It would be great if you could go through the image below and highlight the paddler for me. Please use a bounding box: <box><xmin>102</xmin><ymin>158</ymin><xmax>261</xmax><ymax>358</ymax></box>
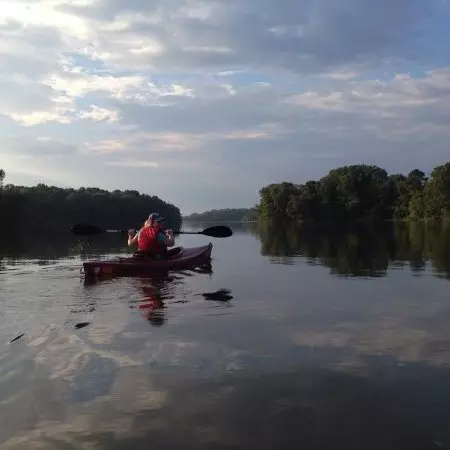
<box><xmin>127</xmin><ymin>213</ymin><xmax>175</xmax><ymax>258</ymax></box>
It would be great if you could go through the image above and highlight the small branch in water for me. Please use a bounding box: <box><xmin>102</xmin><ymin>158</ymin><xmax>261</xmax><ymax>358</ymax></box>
<box><xmin>8</xmin><ymin>333</ymin><xmax>25</xmax><ymax>343</ymax></box>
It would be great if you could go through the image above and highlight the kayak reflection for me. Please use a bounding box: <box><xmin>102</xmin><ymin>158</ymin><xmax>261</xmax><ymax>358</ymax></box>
<box><xmin>131</xmin><ymin>264</ymin><xmax>217</xmax><ymax>327</ymax></box>
<box><xmin>132</xmin><ymin>273</ymin><xmax>236</xmax><ymax>327</ymax></box>
<box><xmin>83</xmin><ymin>263</ymin><xmax>232</xmax><ymax>327</ymax></box>
<box><xmin>138</xmin><ymin>279</ymin><xmax>167</xmax><ymax>327</ymax></box>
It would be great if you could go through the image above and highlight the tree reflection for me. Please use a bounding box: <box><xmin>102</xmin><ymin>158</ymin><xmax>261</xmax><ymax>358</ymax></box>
<box><xmin>252</xmin><ymin>220</ymin><xmax>450</xmax><ymax>279</ymax></box>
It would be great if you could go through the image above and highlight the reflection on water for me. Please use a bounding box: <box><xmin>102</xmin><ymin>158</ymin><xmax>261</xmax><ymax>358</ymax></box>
<box><xmin>200</xmin><ymin>288</ymin><xmax>234</xmax><ymax>302</ymax></box>
<box><xmin>251</xmin><ymin>220</ymin><xmax>450</xmax><ymax>279</ymax></box>
<box><xmin>0</xmin><ymin>232</ymin><xmax>128</xmax><ymax>273</ymax></box>
<box><xmin>1</xmin><ymin>222</ymin><xmax>450</xmax><ymax>449</ymax></box>
<box><xmin>135</xmin><ymin>277</ymin><xmax>168</xmax><ymax>327</ymax></box>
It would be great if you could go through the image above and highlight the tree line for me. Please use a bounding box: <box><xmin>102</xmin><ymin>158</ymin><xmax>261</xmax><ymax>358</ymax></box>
<box><xmin>258</xmin><ymin>163</ymin><xmax>450</xmax><ymax>222</ymax></box>
<box><xmin>0</xmin><ymin>170</ymin><xmax>182</xmax><ymax>232</ymax></box>
<box><xmin>184</xmin><ymin>208</ymin><xmax>258</xmax><ymax>222</ymax></box>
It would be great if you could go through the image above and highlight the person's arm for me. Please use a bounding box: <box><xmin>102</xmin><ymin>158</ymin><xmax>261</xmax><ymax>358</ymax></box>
<box><xmin>128</xmin><ymin>229</ymin><xmax>139</xmax><ymax>247</ymax></box>
<box><xmin>157</xmin><ymin>230</ymin><xmax>174</xmax><ymax>248</ymax></box>
<box><xmin>164</xmin><ymin>229</ymin><xmax>175</xmax><ymax>247</ymax></box>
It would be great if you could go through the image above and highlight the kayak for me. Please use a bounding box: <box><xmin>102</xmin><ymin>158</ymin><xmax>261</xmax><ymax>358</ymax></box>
<box><xmin>83</xmin><ymin>243</ymin><xmax>213</xmax><ymax>277</ymax></box>
<box><xmin>82</xmin><ymin>243</ymin><xmax>213</xmax><ymax>278</ymax></box>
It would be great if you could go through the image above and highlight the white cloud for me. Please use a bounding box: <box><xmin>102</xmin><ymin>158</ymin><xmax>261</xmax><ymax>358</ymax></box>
<box><xmin>7</xmin><ymin>110</ymin><xmax>72</xmax><ymax>126</ymax></box>
<box><xmin>81</xmin><ymin>139</ymin><xmax>127</xmax><ymax>154</ymax></box>
<box><xmin>320</xmin><ymin>71</ymin><xmax>359</xmax><ymax>80</ymax></box>
<box><xmin>0</xmin><ymin>0</ymin><xmax>449</xmax><ymax>212</ymax></box>
<box><xmin>106</xmin><ymin>158</ymin><xmax>159</xmax><ymax>168</ymax></box>
<box><xmin>44</xmin><ymin>71</ymin><xmax>147</xmax><ymax>100</ymax></box>
<box><xmin>55</xmin><ymin>0</ymin><xmax>441</xmax><ymax>74</ymax></box>
<box><xmin>0</xmin><ymin>0</ymin><xmax>89</xmax><ymax>40</ymax></box>
<box><xmin>223</xmin><ymin>123</ymin><xmax>289</xmax><ymax>140</ymax></box>
<box><xmin>285</xmin><ymin>68</ymin><xmax>450</xmax><ymax>121</ymax></box>
<box><xmin>217</xmin><ymin>70</ymin><xmax>241</xmax><ymax>77</ymax></box>
<box><xmin>0</xmin><ymin>66</ymin><xmax>75</xmax><ymax>125</ymax></box>
<box><xmin>77</xmin><ymin>105</ymin><xmax>120</xmax><ymax>122</ymax></box>
<box><xmin>4</xmin><ymin>135</ymin><xmax>77</xmax><ymax>156</ymax></box>
<box><xmin>285</xmin><ymin>91</ymin><xmax>347</xmax><ymax>111</ymax></box>
<box><xmin>82</xmin><ymin>131</ymin><xmax>209</xmax><ymax>155</ymax></box>
<box><xmin>82</xmin><ymin>120</ymin><xmax>291</xmax><ymax>159</ymax></box>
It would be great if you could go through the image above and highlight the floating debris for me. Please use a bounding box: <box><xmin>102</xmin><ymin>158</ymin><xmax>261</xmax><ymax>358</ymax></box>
<box><xmin>74</xmin><ymin>322</ymin><xmax>90</xmax><ymax>330</ymax></box>
<box><xmin>201</xmin><ymin>289</ymin><xmax>233</xmax><ymax>302</ymax></box>
<box><xmin>8</xmin><ymin>333</ymin><xmax>25</xmax><ymax>343</ymax></box>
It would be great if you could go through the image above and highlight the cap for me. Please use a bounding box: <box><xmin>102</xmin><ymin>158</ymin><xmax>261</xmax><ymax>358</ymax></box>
<box><xmin>148</xmin><ymin>213</ymin><xmax>165</xmax><ymax>222</ymax></box>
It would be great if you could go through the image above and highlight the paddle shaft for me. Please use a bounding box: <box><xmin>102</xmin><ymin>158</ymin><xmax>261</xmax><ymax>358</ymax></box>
<box><xmin>104</xmin><ymin>229</ymin><xmax>208</xmax><ymax>235</ymax></box>
<box><xmin>71</xmin><ymin>223</ymin><xmax>232</xmax><ymax>238</ymax></box>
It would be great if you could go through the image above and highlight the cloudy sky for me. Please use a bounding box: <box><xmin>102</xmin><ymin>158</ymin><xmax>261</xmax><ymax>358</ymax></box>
<box><xmin>1</xmin><ymin>0</ymin><xmax>450</xmax><ymax>213</ymax></box>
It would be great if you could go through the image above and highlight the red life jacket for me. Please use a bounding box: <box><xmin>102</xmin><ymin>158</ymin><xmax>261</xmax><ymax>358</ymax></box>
<box><xmin>137</xmin><ymin>225</ymin><xmax>165</xmax><ymax>254</ymax></box>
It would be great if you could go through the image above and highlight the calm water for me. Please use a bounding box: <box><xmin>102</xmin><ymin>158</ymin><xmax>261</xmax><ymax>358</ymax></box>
<box><xmin>1</xmin><ymin>221</ymin><xmax>450</xmax><ymax>449</ymax></box>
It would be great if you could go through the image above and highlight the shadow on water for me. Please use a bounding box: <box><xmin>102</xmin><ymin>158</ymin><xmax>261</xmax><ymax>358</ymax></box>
<box><xmin>250</xmin><ymin>220</ymin><xmax>450</xmax><ymax>279</ymax></box>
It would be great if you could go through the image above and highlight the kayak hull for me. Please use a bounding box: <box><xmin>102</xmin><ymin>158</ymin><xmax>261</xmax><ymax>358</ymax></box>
<box><xmin>83</xmin><ymin>243</ymin><xmax>213</xmax><ymax>278</ymax></box>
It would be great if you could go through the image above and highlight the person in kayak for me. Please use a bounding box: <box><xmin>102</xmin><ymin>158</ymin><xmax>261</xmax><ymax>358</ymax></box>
<box><xmin>127</xmin><ymin>213</ymin><xmax>175</xmax><ymax>258</ymax></box>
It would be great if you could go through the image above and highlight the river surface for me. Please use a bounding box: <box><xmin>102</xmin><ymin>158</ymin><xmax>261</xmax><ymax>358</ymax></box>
<box><xmin>1</xmin><ymin>221</ymin><xmax>450</xmax><ymax>449</ymax></box>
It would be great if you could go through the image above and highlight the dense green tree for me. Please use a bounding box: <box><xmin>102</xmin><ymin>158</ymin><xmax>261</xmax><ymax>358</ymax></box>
<box><xmin>321</xmin><ymin>165</ymin><xmax>390</xmax><ymax>220</ymax></box>
<box><xmin>423</xmin><ymin>163</ymin><xmax>450</xmax><ymax>218</ymax></box>
<box><xmin>259</xmin><ymin>182</ymin><xmax>302</xmax><ymax>220</ymax></box>
<box><xmin>256</xmin><ymin>162</ymin><xmax>450</xmax><ymax>222</ymax></box>
<box><xmin>184</xmin><ymin>208</ymin><xmax>257</xmax><ymax>222</ymax></box>
<box><xmin>0</xmin><ymin>171</ymin><xmax>182</xmax><ymax>232</ymax></box>
<box><xmin>408</xmin><ymin>169</ymin><xmax>427</xmax><ymax>191</ymax></box>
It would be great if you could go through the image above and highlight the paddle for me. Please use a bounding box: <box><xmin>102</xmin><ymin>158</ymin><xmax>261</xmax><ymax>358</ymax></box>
<box><xmin>70</xmin><ymin>223</ymin><xmax>233</xmax><ymax>238</ymax></box>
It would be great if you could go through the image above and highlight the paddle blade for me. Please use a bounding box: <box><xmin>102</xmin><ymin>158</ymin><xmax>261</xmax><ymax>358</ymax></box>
<box><xmin>200</xmin><ymin>225</ymin><xmax>233</xmax><ymax>238</ymax></box>
<box><xmin>71</xmin><ymin>223</ymin><xmax>105</xmax><ymax>235</ymax></box>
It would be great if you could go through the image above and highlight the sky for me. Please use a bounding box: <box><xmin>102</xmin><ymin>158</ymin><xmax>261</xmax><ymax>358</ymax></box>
<box><xmin>1</xmin><ymin>0</ymin><xmax>450</xmax><ymax>214</ymax></box>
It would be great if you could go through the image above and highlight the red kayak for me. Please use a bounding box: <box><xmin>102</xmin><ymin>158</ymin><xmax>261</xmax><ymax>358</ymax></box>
<box><xmin>83</xmin><ymin>243</ymin><xmax>213</xmax><ymax>277</ymax></box>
